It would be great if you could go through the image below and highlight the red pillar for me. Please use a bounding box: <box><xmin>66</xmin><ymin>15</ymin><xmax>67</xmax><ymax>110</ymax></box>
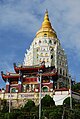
<box><xmin>6</xmin><ymin>81</ymin><xmax>10</xmax><ymax>93</ymax></box>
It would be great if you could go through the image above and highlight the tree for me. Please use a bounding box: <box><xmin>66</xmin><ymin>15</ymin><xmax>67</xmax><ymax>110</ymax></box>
<box><xmin>1</xmin><ymin>99</ymin><xmax>8</xmax><ymax>113</ymax></box>
<box><xmin>63</xmin><ymin>97</ymin><xmax>76</xmax><ymax>108</ymax></box>
<box><xmin>23</xmin><ymin>99</ymin><xmax>35</xmax><ymax>111</ymax></box>
<box><xmin>72</xmin><ymin>83</ymin><xmax>80</xmax><ymax>93</ymax></box>
<box><xmin>41</xmin><ymin>95</ymin><xmax>55</xmax><ymax>107</ymax></box>
<box><xmin>22</xmin><ymin>99</ymin><xmax>36</xmax><ymax>118</ymax></box>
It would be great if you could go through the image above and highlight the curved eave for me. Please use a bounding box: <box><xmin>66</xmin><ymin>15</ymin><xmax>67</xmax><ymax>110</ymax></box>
<box><xmin>14</xmin><ymin>65</ymin><xmax>45</xmax><ymax>73</ymax></box>
<box><xmin>1</xmin><ymin>74</ymin><xmax>19</xmax><ymax>82</ymax></box>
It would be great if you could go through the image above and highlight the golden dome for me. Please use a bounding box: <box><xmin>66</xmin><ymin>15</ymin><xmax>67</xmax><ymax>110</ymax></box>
<box><xmin>36</xmin><ymin>10</ymin><xmax>57</xmax><ymax>38</ymax></box>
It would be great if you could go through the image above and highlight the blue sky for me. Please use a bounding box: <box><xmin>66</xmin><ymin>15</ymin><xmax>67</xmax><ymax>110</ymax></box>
<box><xmin>0</xmin><ymin>0</ymin><xmax>80</xmax><ymax>88</ymax></box>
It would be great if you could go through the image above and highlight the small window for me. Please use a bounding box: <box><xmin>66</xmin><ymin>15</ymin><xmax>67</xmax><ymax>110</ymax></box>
<box><xmin>49</xmin><ymin>40</ymin><xmax>52</xmax><ymax>44</ymax></box>
<box><xmin>51</xmin><ymin>55</ymin><xmax>53</xmax><ymax>59</ymax></box>
<box><xmin>63</xmin><ymin>70</ymin><xmax>65</xmax><ymax>75</ymax></box>
<box><xmin>35</xmin><ymin>42</ymin><xmax>37</xmax><ymax>44</ymax></box>
<box><xmin>41</xmin><ymin>53</ymin><xmax>43</xmax><ymax>56</ymax></box>
<box><xmin>44</xmin><ymin>34</ymin><xmax>47</xmax><ymax>37</ymax></box>
<box><xmin>39</xmin><ymin>40</ymin><xmax>41</xmax><ymax>43</ymax></box>
<box><xmin>54</xmin><ymin>41</ymin><xmax>56</xmax><ymax>44</ymax></box>
<box><xmin>60</xmin><ymin>68</ymin><xmax>62</xmax><ymax>74</ymax></box>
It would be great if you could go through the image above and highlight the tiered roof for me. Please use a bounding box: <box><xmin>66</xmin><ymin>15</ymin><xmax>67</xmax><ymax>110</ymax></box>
<box><xmin>1</xmin><ymin>62</ymin><xmax>57</xmax><ymax>82</ymax></box>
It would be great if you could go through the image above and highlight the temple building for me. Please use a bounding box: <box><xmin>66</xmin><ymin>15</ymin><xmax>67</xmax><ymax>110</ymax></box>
<box><xmin>1</xmin><ymin>10</ymin><xmax>69</xmax><ymax>95</ymax></box>
<box><xmin>1</xmin><ymin>62</ymin><xmax>57</xmax><ymax>93</ymax></box>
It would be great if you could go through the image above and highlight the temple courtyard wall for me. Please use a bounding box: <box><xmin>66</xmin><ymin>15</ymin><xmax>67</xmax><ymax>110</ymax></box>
<box><xmin>0</xmin><ymin>90</ymin><xmax>71</xmax><ymax>108</ymax></box>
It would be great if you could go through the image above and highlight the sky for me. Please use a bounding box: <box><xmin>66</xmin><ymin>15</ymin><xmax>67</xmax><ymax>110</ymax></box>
<box><xmin>0</xmin><ymin>0</ymin><xmax>80</xmax><ymax>88</ymax></box>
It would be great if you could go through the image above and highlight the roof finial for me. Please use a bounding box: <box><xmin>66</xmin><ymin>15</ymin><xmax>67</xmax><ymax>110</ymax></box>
<box><xmin>46</xmin><ymin>9</ymin><xmax>48</xmax><ymax>13</ymax></box>
<box><xmin>44</xmin><ymin>9</ymin><xmax>49</xmax><ymax>21</ymax></box>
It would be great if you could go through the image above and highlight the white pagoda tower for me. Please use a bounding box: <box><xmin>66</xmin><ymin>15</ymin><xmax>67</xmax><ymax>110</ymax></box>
<box><xmin>23</xmin><ymin>10</ymin><xmax>68</xmax><ymax>78</ymax></box>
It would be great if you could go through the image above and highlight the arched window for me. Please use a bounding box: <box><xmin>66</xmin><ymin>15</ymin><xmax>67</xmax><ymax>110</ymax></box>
<box><xmin>60</xmin><ymin>68</ymin><xmax>62</xmax><ymax>75</ymax></box>
<box><xmin>49</xmin><ymin>40</ymin><xmax>52</xmax><ymax>44</ymax></box>
<box><xmin>51</xmin><ymin>55</ymin><xmax>53</xmax><ymax>59</ymax></box>
<box><xmin>39</xmin><ymin>40</ymin><xmax>41</xmax><ymax>43</ymax></box>
<box><xmin>11</xmin><ymin>88</ymin><xmax>17</xmax><ymax>93</ymax></box>
<box><xmin>63</xmin><ymin>70</ymin><xmax>65</xmax><ymax>75</ymax></box>
<box><xmin>54</xmin><ymin>41</ymin><xmax>56</xmax><ymax>44</ymax></box>
<box><xmin>44</xmin><ymin>34</ymin><xmax>47</xmax><ymax>37</ymax></box>
<box><xmin>42</xmin><ymin>86</ymin><xmax>49</xmax><ymax>92</ymax></box>
<box><xmin>41</xmin><ymin>53</ymin><xmax>43</xmax><ymax>56</ymax></box>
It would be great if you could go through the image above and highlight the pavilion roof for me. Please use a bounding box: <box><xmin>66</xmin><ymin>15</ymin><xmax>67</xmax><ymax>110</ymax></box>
<box><xmin>14</xmin><ymin>63</ymin><xmax>45</xmax><ymax>73</ymax></box>
<box><xmin>1</xmin><ymin>71</ymin><xmax>20</xmax><ymax>82</ymax></box>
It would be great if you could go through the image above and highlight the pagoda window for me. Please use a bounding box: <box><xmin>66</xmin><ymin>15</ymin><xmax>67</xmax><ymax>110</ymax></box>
<box><xmin>49</xmin><ymin>40</ymin><xmax>52</xmax><ymax>44</ymax></box>
<box><xmin>39</xmin><ymin>40</ymin><xmax>41</xmax><ymax>43</ymax></box>
<box><xmin>60</xmin><ymin>68</ymin><xmax>62</xmax><ymax>75</ymax></box>
<box><xmin>54</xmin><ymin>41</ymin><xmax>56</xmax><ymax>44</ymax></box>
<box><xmin>35</xmin><ymin>42</ymin><xmax>37</xmax><ymax>44</ymax></box>
<box><xmin>63</xmin><ymin>70</ymin><xmax>65</xmax><ymax>76</ymax></box>
<box><xmin>51</xmin><ymin>55</ymin><xmax>53</xmax><ymax>59</ymax></box>
<box><xmin>41</xmin><ymin>53</ymin><xmax>43</xmax><ymax>56</ymax></box>
<box><xmin>47</xmin><ymin>58</ymin><xmax>49</xmax><ymax>62</ymax></box>
<box><xmin>44</xmin><ymin>34</ymin><xmax>47</xmax><ymax>37</ymax></box>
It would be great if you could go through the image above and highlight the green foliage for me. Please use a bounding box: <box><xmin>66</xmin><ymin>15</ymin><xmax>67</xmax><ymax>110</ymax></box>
<box><xmin>23</xmin><ymin>99</ymin><xmax>35</xmax><ymax>111</ymax></box>
<box><xmin>72</xmin><ymin>83</ymin><xmax>80</xmax><ymax>93</ymax></box>
<box><xmin>1</xmin><ymin>99</ymin><xmax>8</xmax><ymax>113</ymax></box>
<box><xmin>41</xmin><ymin>94</ymin><xmax>55</xmax><ymax>107</ymax></box>
<box><xmin>0</xmin><ymin>98</ymin><xmax>80</xmax><ymax>119</ymax></box>
<box><xmin>63</xmin><ymin>97</ymin><xmax>76</xmax><ymax>108</ymax></box>
<box><xmin>41</xmin><ymin>106</ymin><xmax>63</xmax><ymax>119</ymax></box>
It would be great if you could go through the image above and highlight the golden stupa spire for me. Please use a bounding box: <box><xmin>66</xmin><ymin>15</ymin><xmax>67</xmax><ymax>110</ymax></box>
<box><xmin>44</xmin><ymin>9</ymin><xmax>49</xmax><ymax>21</ymax></box>
<box><xmin>36</xmin><ymin>10</ymin><xmax>57</xmax><ymax>38</ymax></box>
<box><xmin>42</xmin><ymin>9</ymin><xmax>52</xmax><ymax>28</ymax></box>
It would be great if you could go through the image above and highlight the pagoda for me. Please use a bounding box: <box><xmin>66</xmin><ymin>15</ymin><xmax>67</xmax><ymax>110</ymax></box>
<box><xmin>23</xmin><ymin>10</ymin><xmax>69</xmax><ymax>88</ymax></box>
